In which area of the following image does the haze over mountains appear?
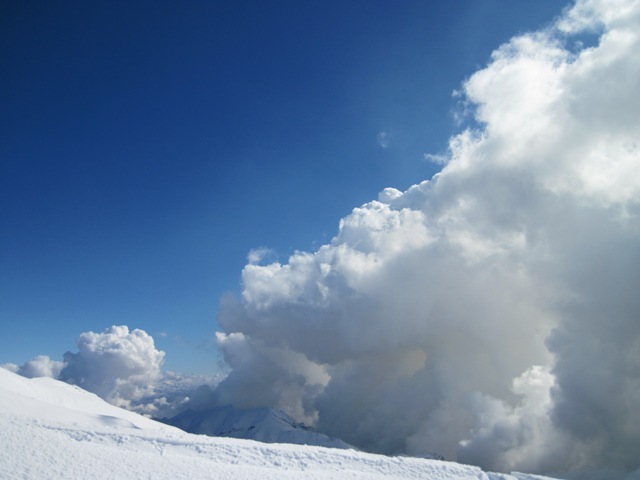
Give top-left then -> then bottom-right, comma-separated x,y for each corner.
159,405 -> 354,450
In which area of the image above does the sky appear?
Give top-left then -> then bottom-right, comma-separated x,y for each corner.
4,1 -> 640,479
1,0 -> 562,373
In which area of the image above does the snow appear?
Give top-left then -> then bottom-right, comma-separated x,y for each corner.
159,405 -> 354,449
0,368 -> 559,479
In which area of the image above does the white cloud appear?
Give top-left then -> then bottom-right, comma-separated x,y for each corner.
59,325 -> 166,410
0,363 -> 19,373
423,152 -> 449,165
6,327 -> 222,419
2,355 -> 64,379
247,247 -> 277,265
213,1 -> 640,478
377,131 -> 391,148
15,355 -> 64,379
133,370 -> 223,418
455,366 -> 569,474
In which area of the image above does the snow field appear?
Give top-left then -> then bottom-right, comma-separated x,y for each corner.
0,368 -> 556,479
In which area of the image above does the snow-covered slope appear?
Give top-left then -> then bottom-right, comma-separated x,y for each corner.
0,368 -> 558,479
159,405 -> 353,449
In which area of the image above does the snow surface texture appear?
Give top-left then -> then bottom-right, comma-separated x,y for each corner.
159,405 -> 354,450
0,368 -> 557,480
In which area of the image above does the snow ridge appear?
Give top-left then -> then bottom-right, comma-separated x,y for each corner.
0,368 -> 560,479
159,405 -> 354,449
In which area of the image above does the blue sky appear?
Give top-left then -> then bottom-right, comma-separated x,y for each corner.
1,1 -> 563,374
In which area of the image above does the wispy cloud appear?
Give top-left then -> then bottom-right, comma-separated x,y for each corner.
376,131 -> 391,148
423,152 -> 449,165
247,247 -> 277,265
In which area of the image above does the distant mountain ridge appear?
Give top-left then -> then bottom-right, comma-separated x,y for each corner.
158,405 -> 354,450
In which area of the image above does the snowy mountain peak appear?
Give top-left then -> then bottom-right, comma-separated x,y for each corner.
159,404 -> 354,449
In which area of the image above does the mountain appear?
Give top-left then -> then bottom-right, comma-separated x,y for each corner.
0,367 -> 559,480
159,405 -> 354,449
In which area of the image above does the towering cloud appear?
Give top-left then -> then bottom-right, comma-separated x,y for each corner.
214,1 -> 640,478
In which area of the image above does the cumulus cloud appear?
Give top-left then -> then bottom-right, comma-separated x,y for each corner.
8,355 -> 64,379
213,1 -> 640,478
7,326 -> 221,418
2,355 -> 64,379
58,325 -> 166,409
0,363 -> 19,373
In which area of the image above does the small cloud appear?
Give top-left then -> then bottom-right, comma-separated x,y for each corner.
21,355 -> 63,379
248,247 -> 277,265
377,131 -> 391,149
3,356 -> 63,379
0,363 -> 19,373
423,153 -> 449,165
